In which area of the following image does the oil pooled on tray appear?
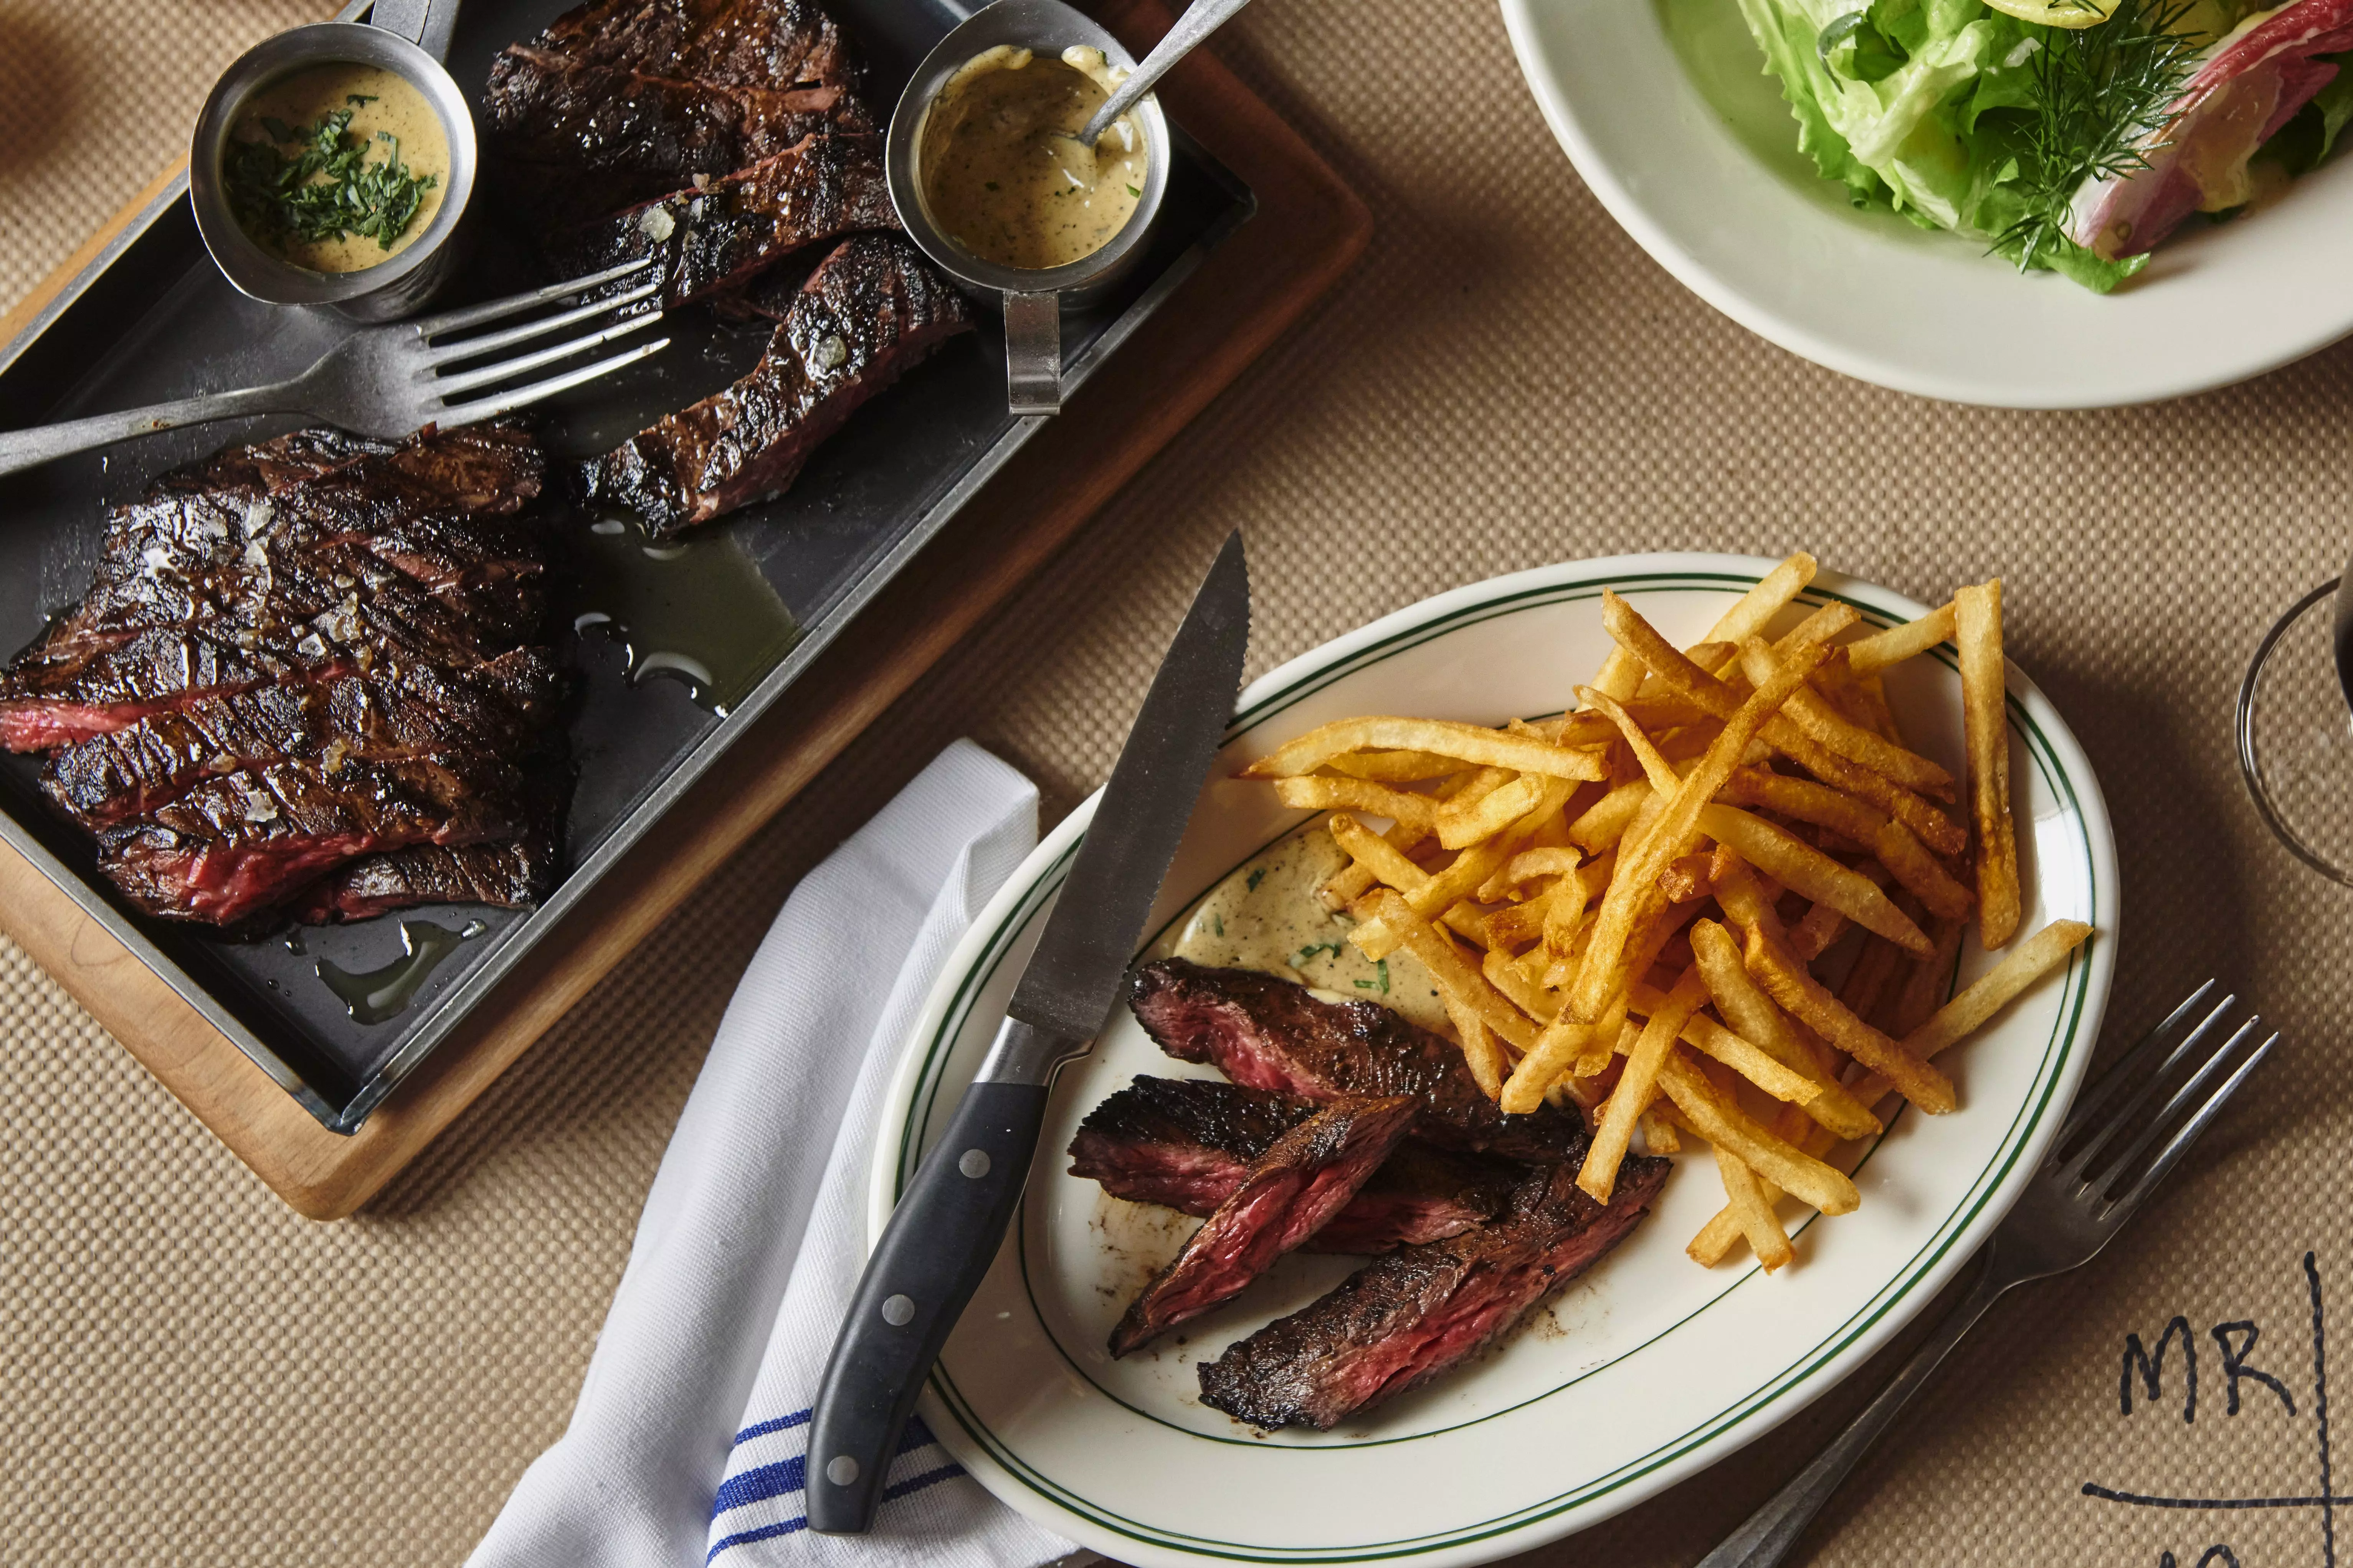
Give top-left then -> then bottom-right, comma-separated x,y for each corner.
567,513 -> 802,715
317,918 -> 484,1025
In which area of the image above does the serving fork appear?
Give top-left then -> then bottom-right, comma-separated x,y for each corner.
1698,981 -> 2276,1568
0,257 -> 668,480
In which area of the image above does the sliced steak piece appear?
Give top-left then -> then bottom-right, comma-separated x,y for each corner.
528,0 -> 861,92
548,131 -> 895,310
42,649 -> 564,828
1070,1076 -> 1518,1253
486,47 -> 869,221
1,426 -> 547,749
290,804 -> 564,923
1195,1156 -> 1672,1430
1129,959 -> 1591,1165
580,233 -> 972,534
1109,1094 -> 1419,1358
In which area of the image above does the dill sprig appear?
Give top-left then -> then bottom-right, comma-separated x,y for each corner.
225,96 -> 438,258
1991,0 -> 2201,271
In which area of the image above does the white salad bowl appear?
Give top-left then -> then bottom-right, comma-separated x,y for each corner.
1500,0 -> 2353,407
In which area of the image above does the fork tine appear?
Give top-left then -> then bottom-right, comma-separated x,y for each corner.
2100,1031 -> 2275,1222
2057,980 -> 2218,1145
2082,1017 -> 2262,1193
408,257 -> 656,337
420,280 -> 661,366
432,310 -> 665,396
435,337 -> 671,426
2057,991 -> 2237,1178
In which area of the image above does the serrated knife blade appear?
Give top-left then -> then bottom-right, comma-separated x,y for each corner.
807,531 -> 1250,1533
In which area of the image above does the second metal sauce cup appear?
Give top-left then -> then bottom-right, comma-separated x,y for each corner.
887,0 -> 1171,416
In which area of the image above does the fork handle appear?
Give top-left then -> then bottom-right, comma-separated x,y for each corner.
0,381 -> 304,480
1695,1253 -> 2014,1568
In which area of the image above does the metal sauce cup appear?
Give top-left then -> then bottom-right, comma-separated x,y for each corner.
887,0 -> 1170,415
189,18 -> 478,323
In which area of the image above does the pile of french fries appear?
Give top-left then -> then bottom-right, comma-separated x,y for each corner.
1239,553 -> 2093,1272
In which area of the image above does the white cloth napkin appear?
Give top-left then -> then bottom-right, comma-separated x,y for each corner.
470,739 -> 1087,1568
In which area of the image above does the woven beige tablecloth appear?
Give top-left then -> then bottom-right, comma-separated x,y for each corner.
6,1 -> 2352,1564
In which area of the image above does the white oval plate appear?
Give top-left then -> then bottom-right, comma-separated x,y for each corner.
871,553 -> 2117,1567
1499,0 -> 2353,408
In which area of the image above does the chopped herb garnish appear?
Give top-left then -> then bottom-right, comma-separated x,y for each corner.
1246,868 -> 1267,891
1294,940 -> 1345,966
345,93 -> 378,106
1211,914 -> 1224,937
224,107 -> 438,257
1355,978 -> 1375,988
1125,183 -> 1142,197
1374,958 -> 1389,994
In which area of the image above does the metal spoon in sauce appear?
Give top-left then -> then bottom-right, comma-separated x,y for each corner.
1050,0 -> 1252,189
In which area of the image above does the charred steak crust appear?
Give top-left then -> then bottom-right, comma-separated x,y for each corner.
484,48 -> 871,221
1195,1156 -> 1672,1431
1071,1076 -> 1520,1254
579,233 -> 973,535
526,0 -> 863,93
1109,1094 -> 1419,1358
548,130 -> 897,311
1128,959 -> 1592,1165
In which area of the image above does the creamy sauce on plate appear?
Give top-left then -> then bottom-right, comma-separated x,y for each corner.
918,45 -> 1148,270
1155,823 -> 1452,1036
228,62 -> 448,272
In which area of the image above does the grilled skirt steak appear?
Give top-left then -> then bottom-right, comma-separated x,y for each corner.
547,131 -> 895,310
580,233 -> 972,534
1071,1076 -> 1520,1253
290,802 -> 565,923
1195,1156 -> 1672,1430
1109,1094 -> 1418,1358
42,649 -> 563,829
1129,959 -> 1591,1165
527,0 -> 862,92
485,48 -> 869,222
0,425 -> 547,751
2,423 -> 570,927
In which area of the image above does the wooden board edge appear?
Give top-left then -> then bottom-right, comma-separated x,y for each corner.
0,8 -> 1369,1221
0,157 -> 190,356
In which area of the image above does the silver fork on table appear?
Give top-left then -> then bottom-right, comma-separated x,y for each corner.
0,257 -> 669,480
1698,981 -> 2276,1568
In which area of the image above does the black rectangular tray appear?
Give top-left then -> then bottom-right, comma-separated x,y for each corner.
0,0 -> 1251,1132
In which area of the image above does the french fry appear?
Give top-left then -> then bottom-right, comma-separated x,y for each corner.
1699,1060 -> 1794,1271
1788,896 -> 1849,963
1244,718 -> 1610,783
1886,915 -> 1965,1038
1847,602 -> 1958,674
1324,749 -> 1471,782
1659,853 -> 1715,904
1734,641 -> 1956,801
1955,580 -> 2021,949
1437,773 -> 1545,849
1688,917 -> 1880,1139
1569,637 -> 1835,1022
1570,779 -> 1652,853
1446,996 -> 1510,1101
1274,775 -> 1442,832
1357,888 -> 1538,1053
1844,920 -> 2097,1107
1839,933 -> 1904,1024
1577,685 -> 1682,791
1769,602 -> 1861,655
1696,803 -> 1932,955
1743,923 -> 1956,1114
1327,812 -> 1431,895
1626,980 -> 1820,1105
1501,1011 -> 1596,1114
1703,553 -> 1818,650
1482,946 -> 1562,1023
1656,1052 -> 1859,1215
1641,1103 -> 1684,1155
1719,767 -> 1972,921
1555,697 -> 1717,748
1688,1109 -> 1842,1266
1506,846 -> 1583,886
1580,967 -> 1711,1202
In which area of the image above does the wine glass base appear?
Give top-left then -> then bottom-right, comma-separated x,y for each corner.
2237,577 -> 2353,885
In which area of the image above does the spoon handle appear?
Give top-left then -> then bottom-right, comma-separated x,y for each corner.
1082,0 -> 1255,142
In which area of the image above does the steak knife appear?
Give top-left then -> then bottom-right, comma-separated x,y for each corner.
807,531 -> 1251,1534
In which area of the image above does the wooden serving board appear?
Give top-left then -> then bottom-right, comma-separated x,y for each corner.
0,0 -> 1370,1221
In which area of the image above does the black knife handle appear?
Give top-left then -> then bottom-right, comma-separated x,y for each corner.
806,1076 -> 1049,1533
